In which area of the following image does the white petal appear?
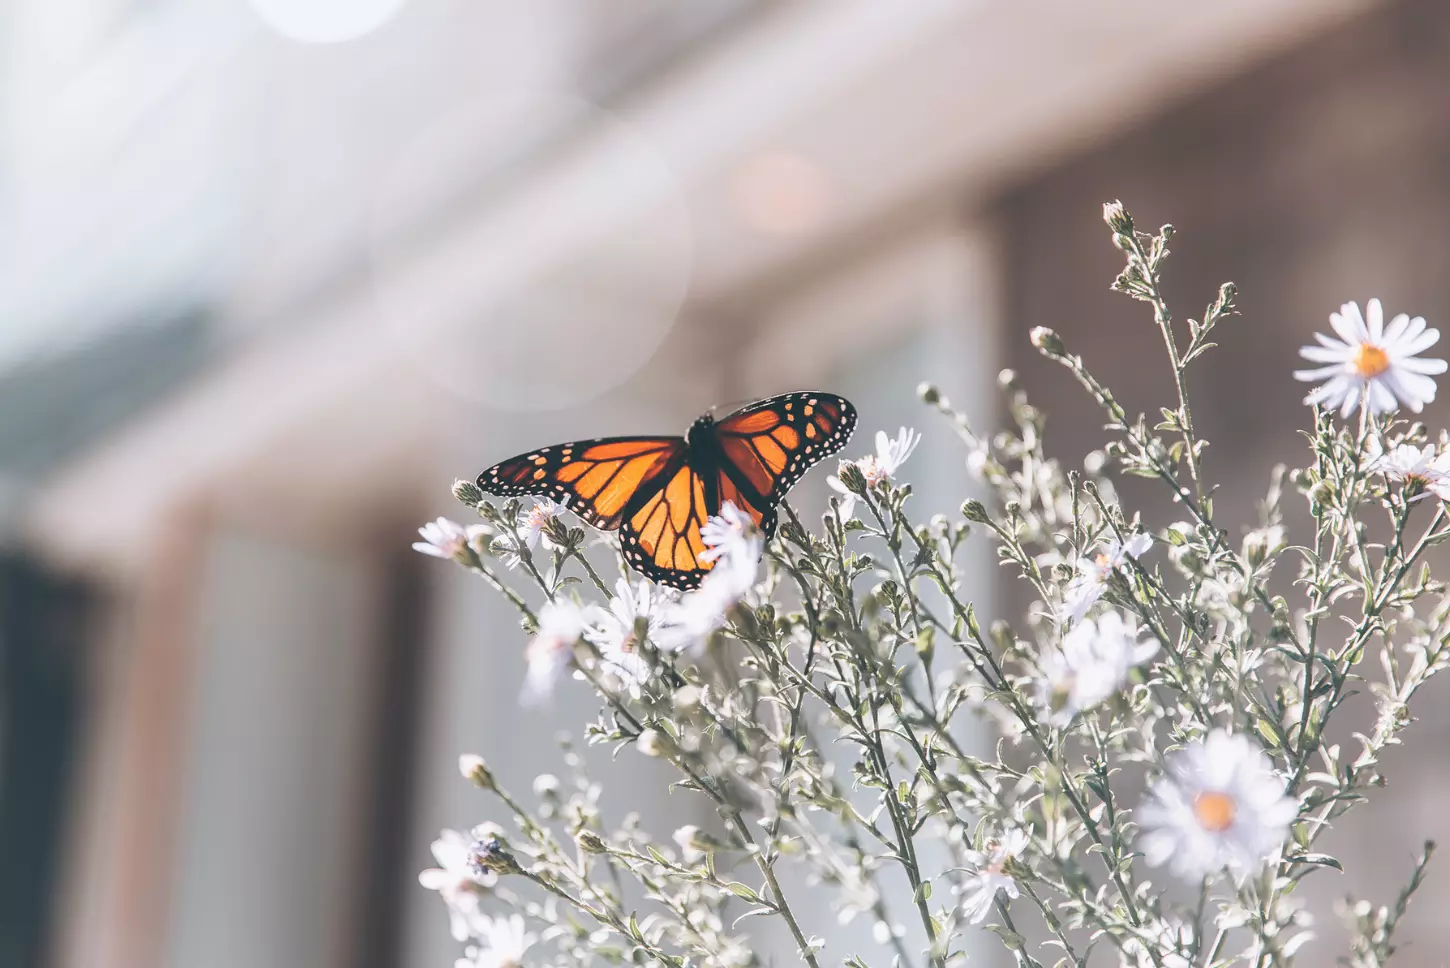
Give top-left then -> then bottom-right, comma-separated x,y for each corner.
1388,369 -> 1437,407
1398,315 -> 1428,345
1329,302 -> 1367,344
1384,312 -> 1412,343
1123,533 -> 1153,558
1366,298 -> 1384,341
1396,326 -> 1441,357
1293,364 -> 1345,382
1339,381 -> 1362,416
1396,355 -> 1448,375
1303,376 -> 1349,408
1297,345 -> 1350,364
1367,378 -> 1400,414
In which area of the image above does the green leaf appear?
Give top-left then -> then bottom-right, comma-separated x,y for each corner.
725,881 -> 762,902
1289,852 -> 1343,871
1255,718 -> 1284,748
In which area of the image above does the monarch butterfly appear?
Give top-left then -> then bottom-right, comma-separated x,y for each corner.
476,392 -> 857,590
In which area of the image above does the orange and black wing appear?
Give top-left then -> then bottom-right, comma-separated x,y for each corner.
477,437 -> 684,531
619,461 -> 717,590
712,391 -> 857,536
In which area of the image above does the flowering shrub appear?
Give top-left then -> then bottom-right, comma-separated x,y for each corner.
415,202 -> 1445,968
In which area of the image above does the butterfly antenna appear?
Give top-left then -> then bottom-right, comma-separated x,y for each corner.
709,396 -> 754,415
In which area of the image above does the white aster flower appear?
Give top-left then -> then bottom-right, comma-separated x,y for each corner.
585,578 -> 666,691
521,600 -> 588,705
699,500 -> 759,564
1294,298 -> 1446,416
419,828 -> 496,941
413,517 -> 488,561
652,561 -> 758,653
654,508 -> 762,653
828,427 -> 922,518
1062,532 -> 1152,623
1372,442 -> 1450,501
959,828 -> 1029,924
1137,730 -> 1297,880
1038,611 -> 1158,724
499,499 -> 568,568
519,497 -> 568,547
456,913 -> 536,968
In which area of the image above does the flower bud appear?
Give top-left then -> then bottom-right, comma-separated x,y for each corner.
1242,525 -> 1286,569
1029,326 -> 1066,358
1215,281 -> 1237,310
1308,480 -> 1335,507
835,459 -> 868,495
673,824 -> 726,860
637,728 -> 676,759
917,382 -> 941,405
459,754 -> 496,790
541,515 -> 572,549
452,478 -> 484,507
1102,199 -> 1133,235
576,830 -> 609,854
961,499 -> 990,523
533,774 -> 561,799
468,836 -> 522,877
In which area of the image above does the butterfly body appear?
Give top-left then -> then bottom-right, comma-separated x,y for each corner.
476,392 -> 856,590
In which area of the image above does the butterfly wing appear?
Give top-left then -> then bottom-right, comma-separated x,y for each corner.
477,437 -> 685,530
619,460 -> 717,590
712,391 -> 857,536
476,391 -> 856,590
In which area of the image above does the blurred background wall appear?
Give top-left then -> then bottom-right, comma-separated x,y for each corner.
2,0 -> 1447,965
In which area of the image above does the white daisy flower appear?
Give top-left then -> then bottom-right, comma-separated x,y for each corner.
519,497 -> 567,547
585,578 -> 666,691
1372,442 -> 1450,501
456,913 -> 536,968
1062,533 -> 1152,623
521,600 -> 588,705
959,828 -> 1029,924
413,517 -> 489,562
419,828 -> 496,941
1038,611 -> 1158,725
828,427 -> 922,518
699,500 -> 759,564
1137,730 -> 1297,880
499,499 -> 568,568
654,507 -> 763,653
1294,299 -> 1446,416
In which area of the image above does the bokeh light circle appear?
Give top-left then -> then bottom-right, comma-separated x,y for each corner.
368,91 -> 693,412
249,0 -> 408,43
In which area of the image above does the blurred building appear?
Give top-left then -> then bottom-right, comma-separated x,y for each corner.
2,0 -> 1446,966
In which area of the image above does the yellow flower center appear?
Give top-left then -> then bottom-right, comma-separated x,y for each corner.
1351,344 -> 1391,378
1192,791 -> 1238,833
